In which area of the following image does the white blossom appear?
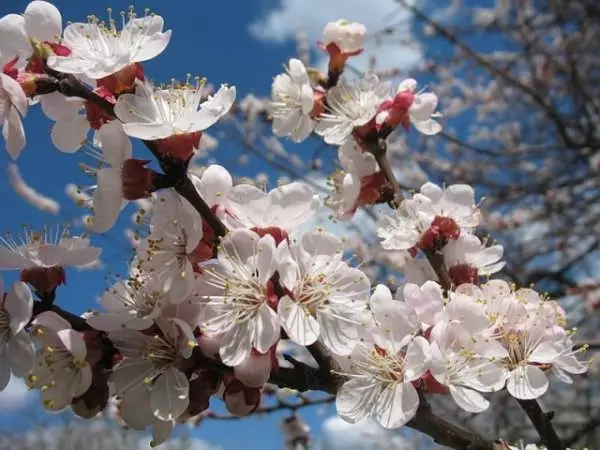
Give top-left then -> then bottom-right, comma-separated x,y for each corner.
114,79 -> 235,141
0,276 -> 34,390
224,182 -> 319,233
27,311 -> 92,411
271,58 -> 317,143
135,189 -> 203,301
277,229 -> 370,355
315,74 -> 390,145
0,226 -> 101,271
321,20 -> 367,54
197,229 -> 280,366
377,182 -> 480,251
47,11 -> 171,79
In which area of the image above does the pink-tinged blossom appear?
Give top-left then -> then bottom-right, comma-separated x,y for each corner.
315,74 -> 390,145
135,189 -> 203,301
224,182 -> 319,235
47,11 -> 171,79
27,311 -> 92,411
320,20 -> 366,56
0,276 -> 34,390
377,79 -> 442,135
109,316 -> 196,422
86,274 -> 171,331
377,182 -> 480,252
0,72 -> 28,159
270,58 -> 318,143
277,229 -> 370,355
455,281 -> 588,400
336,334 -> 430,429
196,229 -> 280,367
325,138 -> 379,220
429,325 -> 507,413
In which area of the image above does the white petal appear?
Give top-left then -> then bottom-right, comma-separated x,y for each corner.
336,378 -> 380,424
506,365 -> 549,400
50,116 -> 89,152
404,336 -> 430,381
219,322 -> 254,367
278,295 -> 319,346
413,118 -> 441,135
375,382 -> 419,429
234,352 -> 272,388
41,92 -> 82,121
73,364 -> 93,397
318,312 -> 358,356
32,311 -> 71,332
4,281 -> 32,334
528,342 -> 561,364
0,248 -> 31,269
122,122 -> 175,141
132,30 -> 172,62
24,1 -> 62,42
7,331 -> 34,376
1,73 -> 28,116
3,107 -> 26,159
57,329 -> 87,360
150,368 -> 189,421
254,303 -> 279,353
397,79 -> 417,93
265,182 -> 318,230
195,164 -> 232,206
449,385 -> 489,413
89,168 -> 124,233
120,387 -> 154,429
0,14 -> 30,59
97,121 -> 132,166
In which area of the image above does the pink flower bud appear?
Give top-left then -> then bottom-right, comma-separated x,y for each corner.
223,380 -> 261,416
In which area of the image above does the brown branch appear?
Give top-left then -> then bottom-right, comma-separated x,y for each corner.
516,398 -> 565,450
205,394 -> 335,420
424,249 -> 454,291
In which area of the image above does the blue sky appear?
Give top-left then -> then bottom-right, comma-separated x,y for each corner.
0,0 -> 437,448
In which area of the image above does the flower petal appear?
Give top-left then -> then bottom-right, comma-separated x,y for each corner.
150,367 -> 189,421
336,378 -> 380,424
449,385 -> 489,413
254,303 -> 279,353
4,281 -> 32,334
50,116 -> 89,152
3,107 -> 26,159
24,1 -> 62,42
506,365 -> 549,400
375,382 -> 419,429
278,295 -> 319,346
7,331 -> 34,376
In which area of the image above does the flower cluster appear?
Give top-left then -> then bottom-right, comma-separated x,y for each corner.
0,4 -> 590,450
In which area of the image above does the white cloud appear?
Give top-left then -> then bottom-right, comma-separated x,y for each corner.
0,376 -> 36,412
318,416 -> 416,450
249,0 -> 422,73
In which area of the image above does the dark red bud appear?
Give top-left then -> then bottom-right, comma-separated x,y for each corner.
155,131 -> 202,161
121,159 -> 156,200
20,266 -> 66,294
448,264 -> 479,286
97,62 -> 144,95
250,226 -> 289,245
